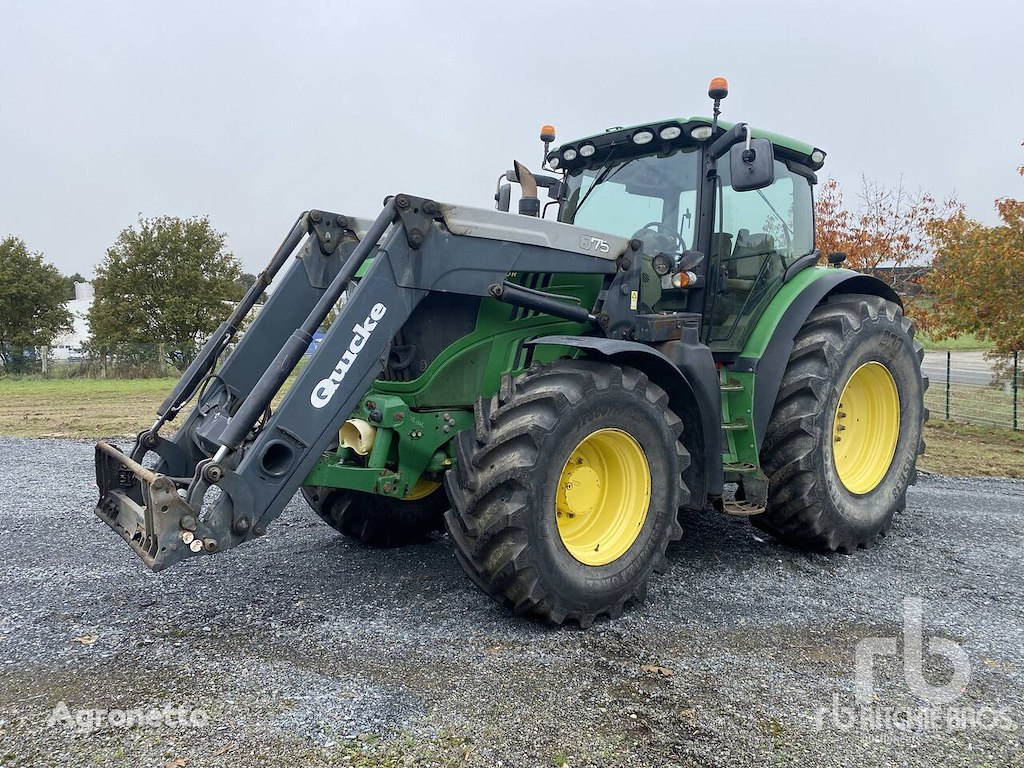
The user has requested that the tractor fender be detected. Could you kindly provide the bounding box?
[735,268,902,449]
[526,335,723,506]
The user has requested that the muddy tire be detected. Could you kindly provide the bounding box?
[301,485,448,547]
[444,359,688,627]
[755,293,926,552]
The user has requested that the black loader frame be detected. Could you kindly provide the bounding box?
[95,195,723,570]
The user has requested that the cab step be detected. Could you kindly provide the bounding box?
[723,462,758,474]
[721,419,748,432]
[722,499,766,516]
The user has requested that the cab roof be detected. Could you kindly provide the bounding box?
[551,116,825,173]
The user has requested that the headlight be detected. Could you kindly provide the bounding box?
[578,143,596,157]
[548,156,560,169]
[659,125,682,141]
[690,125,713,141]
[652,253,673,276]
[810,149,826,165]
[562,147,578,162]
[632,129,654,145]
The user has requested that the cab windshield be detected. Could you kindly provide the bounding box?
[560,147,701,251]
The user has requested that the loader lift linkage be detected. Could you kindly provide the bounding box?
[95,193,680,570]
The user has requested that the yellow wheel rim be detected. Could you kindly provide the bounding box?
[404,478,440,500]
[832,362,901,495]
[555,428,652,566]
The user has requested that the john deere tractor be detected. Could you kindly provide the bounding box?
[95,79,925,626]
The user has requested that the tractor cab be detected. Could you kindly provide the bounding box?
[504,80,826,354]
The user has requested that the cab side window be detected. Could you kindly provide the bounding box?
[706,158,814,350]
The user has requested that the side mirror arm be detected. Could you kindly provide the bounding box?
[709,122,748,160]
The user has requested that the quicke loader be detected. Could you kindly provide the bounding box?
[95,79,926,626]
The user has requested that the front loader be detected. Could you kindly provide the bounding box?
[95,79,926,626]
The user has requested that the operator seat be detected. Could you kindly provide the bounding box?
[724,229,778,292]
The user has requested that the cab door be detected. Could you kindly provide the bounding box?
[705,156,816,352]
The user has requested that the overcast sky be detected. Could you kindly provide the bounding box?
[2,0,1022,277]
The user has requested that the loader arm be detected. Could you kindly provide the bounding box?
[95,195,637,570]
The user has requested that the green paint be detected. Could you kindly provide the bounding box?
[720,369,762,475]
[305,393,474,498]
[373,273,601,408]
[690,117,817,158]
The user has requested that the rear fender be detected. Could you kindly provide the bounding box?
[735,267,901,448]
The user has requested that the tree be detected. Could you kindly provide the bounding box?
[0,236,72,372]
[814,176,949,305]
[88,216,243,371]
[921,162,1024,353]
[235,271,267,304]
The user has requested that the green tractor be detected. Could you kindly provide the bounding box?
[95,79,926,626]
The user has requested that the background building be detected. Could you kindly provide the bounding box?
[50,282,93,360]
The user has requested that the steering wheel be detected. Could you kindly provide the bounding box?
[633,221,685,254]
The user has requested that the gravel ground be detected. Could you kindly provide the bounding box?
[0,436,1021,767]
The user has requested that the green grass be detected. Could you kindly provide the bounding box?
[0,377,182,438]
[921,421,1024,478]
[0,372,302,438]
[920,380,1024,475]
[918,331,992,352]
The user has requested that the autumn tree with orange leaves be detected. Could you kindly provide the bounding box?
[921,162,1024,354]
[814,176,946,306]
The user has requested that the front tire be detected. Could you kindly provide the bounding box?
[444,360,688,626]
[755,293,926,551]
[301,483,448,547]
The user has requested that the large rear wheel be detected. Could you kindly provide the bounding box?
[444,359,688,626]
[755,293,926,551]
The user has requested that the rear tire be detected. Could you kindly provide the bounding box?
[444,359,688,627]
[755,293,926,552]
[301,485,447,547]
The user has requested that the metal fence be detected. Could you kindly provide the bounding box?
[922,351,1022,430]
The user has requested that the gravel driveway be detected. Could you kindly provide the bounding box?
[0,437,1021,767]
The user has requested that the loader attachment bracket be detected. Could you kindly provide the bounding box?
[301,210,363,289]
[94,441,250,571]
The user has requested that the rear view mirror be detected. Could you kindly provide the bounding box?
[495,183,511,212]
[729,138,775,192]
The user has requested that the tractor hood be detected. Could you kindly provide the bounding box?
[438,203,628,261]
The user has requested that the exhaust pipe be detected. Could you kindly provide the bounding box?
[514,161,541,217]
